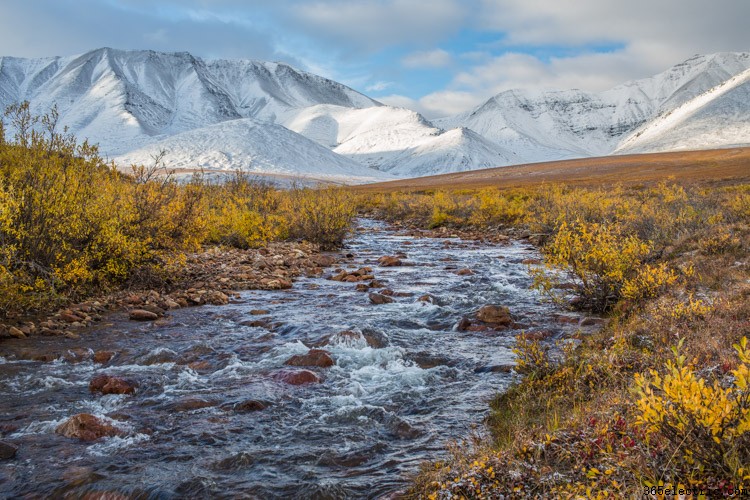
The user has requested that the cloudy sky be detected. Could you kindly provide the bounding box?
[1,0,748,117]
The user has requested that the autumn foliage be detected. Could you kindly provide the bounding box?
[0,104,355,318]
[360,182,750,496]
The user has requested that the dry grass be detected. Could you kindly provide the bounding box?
[354,147,750,193]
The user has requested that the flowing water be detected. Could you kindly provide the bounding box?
[0,220,594,499]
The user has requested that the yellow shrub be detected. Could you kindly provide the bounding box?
[621,263,680,301]
[538,219,652,311]
[283,186,356,249]
[635,338,750,478]
[467,188,528,226]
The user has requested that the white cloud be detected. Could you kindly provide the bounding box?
[290,0,467,51]
[402,49,452,68]
[365,81,395,92]
[418,90,485,118]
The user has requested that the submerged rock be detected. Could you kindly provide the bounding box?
[377,256,402,267]
[231,400,268,412]
[456,316,472,331]
[169,398,219,412]
[274,369,321,385]
[89,374,137,395]
[476,305,513,326]
[92,351,115,364]
[55,414,122,441]
[284,349,335,368]
[0,441,17,459]
[369,292,394,305]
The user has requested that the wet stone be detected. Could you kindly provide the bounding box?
[284,349,335,368]
[89,374,137,395]
[476,305,513,326]
[92,351,115,364]
[129,309,159,321]
[169,398,219,412]
[369,292,394,305]
[55,414,122,441]
[274,369,321,385]
[0,441,17,459]
[230,400,268,412]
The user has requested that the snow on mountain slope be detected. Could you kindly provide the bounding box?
[1,48,748,181]
[616,67,750,153]
[0,47,379,155]
[437,52,750,163]
[114,118,394,184]
[280,104,518,176]
[343,126,521,177]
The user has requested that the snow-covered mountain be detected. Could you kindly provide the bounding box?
[1,48,748,182]
[616,66,750,153]
[0,47,388,182]
[114,118,393,184]
[437,52,750,164]
[280,104,518,175]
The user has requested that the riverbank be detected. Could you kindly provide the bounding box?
[0,219,582,498]
[356,183,750,497]
[0,241,333,342]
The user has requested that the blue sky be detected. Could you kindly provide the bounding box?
[1,0,748,117]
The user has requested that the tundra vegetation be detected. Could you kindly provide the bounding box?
[0,104,355,319]
[2,105,749,496]
[359,185,750,496]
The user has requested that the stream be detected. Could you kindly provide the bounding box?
[0,219,595,499]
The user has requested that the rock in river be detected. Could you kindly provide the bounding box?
[129,309,159,321]
[476,305,513,326]
[89,374,137,395]
[0,441,17,459]
[284,349,335,368]
[377,255,402,267]
[369,292,394,305]
[274,369,321,385]
[55,414,122,441]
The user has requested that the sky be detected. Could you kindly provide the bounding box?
[1,0,748,118]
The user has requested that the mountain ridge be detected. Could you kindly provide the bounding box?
[1,48,748,183]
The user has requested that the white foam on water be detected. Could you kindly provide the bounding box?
[6,375,81,395]
[87,433,151,456]
[78,394,131,414]
[13,417,68,436]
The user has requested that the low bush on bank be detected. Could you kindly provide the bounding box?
[360,183,750,496]
[0,104,355,319]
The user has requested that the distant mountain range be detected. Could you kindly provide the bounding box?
[1,48,748,183]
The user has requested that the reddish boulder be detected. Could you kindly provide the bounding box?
[274,370,321,385]
[55,414,122,441]
[378,256,402,267]
[89,375,137,395]
[476,305,513,326]
[205,291,229,305]
[369,292,394,305]
[284,349,335,368]
[93,351,115,364]
[8,327,26,339]
[129,309,159,321]
[456,268,474,276]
